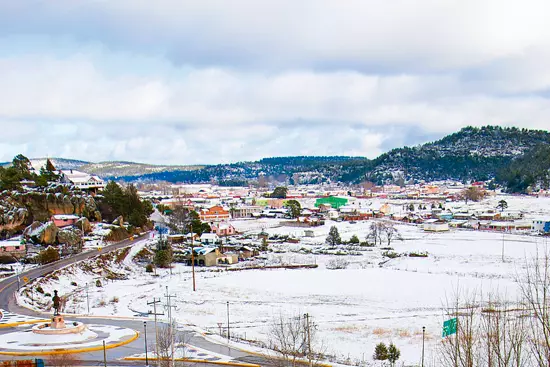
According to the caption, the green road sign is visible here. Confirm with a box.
[442,318,457,337]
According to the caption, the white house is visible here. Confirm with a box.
[200,233,220,245]
[423,219,450,232]
[532,219,550,233]
[60,170,106,190]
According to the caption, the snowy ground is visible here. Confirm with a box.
[17,195,550,366]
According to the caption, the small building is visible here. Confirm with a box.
[199,205,230,223]
[315,196,348,210]
[210,223,237,237]
[0,240,27,258]
[231,206,263,219]
[51,215,80,228]
[423,219,450,232]
[304,229,315,237]
[200,233,220,245]
[532,219,550,233]
[185,247,238,266]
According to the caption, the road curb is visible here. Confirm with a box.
[0,330,139,356]
[200,332,333,367]
[123,357,260,367]
[0,319,49,329]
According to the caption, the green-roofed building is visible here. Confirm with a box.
[315,196,348,209]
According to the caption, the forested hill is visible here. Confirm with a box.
[112,126,550,187]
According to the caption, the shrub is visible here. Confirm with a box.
[409,251,429,258]
[360,241,375,247]
[95,279,102,287]
[145,264,154,273]
[154,249,173,268]
[97,299,106,307]
[37,247,60,265]
[44,292,51,297]
[382,251,400,259]
[70,281,78,286]
[348,235,360,244]
[110,296,119,303]
[326,258,350,270]
[36,286,44,294]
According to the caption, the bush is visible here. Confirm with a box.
[360,241,375,247]
[348,235,360,244]
[382,251,400,259]
[36,286,44,294]
[95,279,102,287]
[154,249,173,268]
[70,281,78,286]
[326,258,350,270]
[37,247,60,265]
[44,292,51,297]
[409,251,429,258]
[110,296,119,303]
[97,299,106,307]
[145,264,154,273]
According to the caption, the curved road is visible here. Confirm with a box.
[0,234,275,366]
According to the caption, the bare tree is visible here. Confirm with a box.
[367,222,384,246]
[155,322,193,367]
[381,222,402,247]
[517,250,550,367]
[268,313,325,367]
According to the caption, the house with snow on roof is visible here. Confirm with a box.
[60,170,106,191]
[210,223,236,237]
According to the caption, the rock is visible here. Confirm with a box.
[57,227,83,246]
[112,216,124,226]
[104,225,129,242]
[75,217,92,234]
[23,221,59,245]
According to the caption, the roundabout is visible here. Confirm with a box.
[0,289,138,356]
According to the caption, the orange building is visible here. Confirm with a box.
[199,205,230,222]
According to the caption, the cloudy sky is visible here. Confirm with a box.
[1,1,550,165]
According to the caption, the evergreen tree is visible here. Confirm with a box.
[285,199,302,218]
[387,343,401,366]
[373,342,388,362]
[271,186,288,198]
[325,226,341,246]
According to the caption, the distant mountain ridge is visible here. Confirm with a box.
[2,158,203,178]
[113,126,550,186]
[8,126,550,190]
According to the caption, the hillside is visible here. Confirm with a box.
[79,161,203,177]
[342,126,550,183]
[114,126,550,185]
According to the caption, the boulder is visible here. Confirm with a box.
[75,217,92,234]
[104,225,129,242]
[23,221,59,245]
[112,216,124,226]
[57,227,83,247]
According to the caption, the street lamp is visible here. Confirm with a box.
[421,326,425,367]
[144,321,149,366]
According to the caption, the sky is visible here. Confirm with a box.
[1,1,550,165]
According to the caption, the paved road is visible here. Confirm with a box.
[0,234,277,366]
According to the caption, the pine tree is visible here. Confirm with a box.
[373,342,388,362]
[387,343,401,366]
[325,226,341,246]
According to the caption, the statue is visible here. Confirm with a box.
[52,290,60,316]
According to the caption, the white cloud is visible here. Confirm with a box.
[1,1,550,164]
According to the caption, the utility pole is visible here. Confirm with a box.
[86,282,90,315]
[304,313,312,367]
[103,340,107,367]
[165,286,177,367]
[226,301,230,340]
[501,230,505,262]
[144,321,149,367]
[147,298,163,367]
[421,326,425,367]
[191,225,196,292]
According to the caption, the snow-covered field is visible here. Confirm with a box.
[19,195,550,366]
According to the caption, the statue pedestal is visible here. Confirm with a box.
[50,316,66,329]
